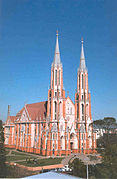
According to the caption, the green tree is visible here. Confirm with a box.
[0,120,6,178]
[89,117,117,179]
[69,158,86,178]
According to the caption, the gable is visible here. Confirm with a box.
[65,97,75,115]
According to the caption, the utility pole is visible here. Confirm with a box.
[86,164,88,179]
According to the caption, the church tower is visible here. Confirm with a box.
[46,31,66,156]
[75,39,95,154]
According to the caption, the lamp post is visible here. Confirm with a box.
[86,163,88,179]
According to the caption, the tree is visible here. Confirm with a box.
[92,117,117,133]
[0,120,6,178]
[69,158,86,178]
[89,117,117,179]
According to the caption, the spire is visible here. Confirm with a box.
[80,38,85,60]
[79,38,87,71]
[53,30,61,65]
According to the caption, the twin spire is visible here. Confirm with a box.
[53,31,87,71]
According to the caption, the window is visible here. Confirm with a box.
[55,92,57,96]
[55,102,57,113]
[82,104,84,115]
[82,95,83,100]
[82,74,83,89]
[55,70,57,85]
[70,107,72,114]
[85,74,87,89]
[50,101,51,114]
[82,134,83,140]
[55,114,56,120]
[27,124,29,134]
[59,70,60,85]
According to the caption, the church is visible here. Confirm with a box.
[4,32,96,156]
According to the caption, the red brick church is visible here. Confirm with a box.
[4,32,96,156]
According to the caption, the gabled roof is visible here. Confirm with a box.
[6,116,17,124]
[66,96,75,106]
[26,101,47,121]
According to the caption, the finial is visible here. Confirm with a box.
[81,37,83,44]
[56,30,59,36]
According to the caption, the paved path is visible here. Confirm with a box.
[61,153,101,166]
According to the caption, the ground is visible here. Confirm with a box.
[5,148,101,178]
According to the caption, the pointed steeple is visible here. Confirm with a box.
[79,38,87,71]
[53,31,61,65]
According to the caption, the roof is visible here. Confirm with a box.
[26,101,47,121]
[23,171,82,179]
[66,96,75,106]
[53,32,61,65]
[6,116,17,124]
[78,39,87,72]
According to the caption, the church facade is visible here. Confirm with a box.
[4,33,96,156]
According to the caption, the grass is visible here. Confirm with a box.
[17,157,63,167]
[6,155,33,162]
[6,151,37,162]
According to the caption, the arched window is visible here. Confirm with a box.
[82,104,84,115]
[82,74,83,89]
[55,101,57,113]
[79,74,80,90]
[55,70,57,85]
[70,107,72,114]
[59,102,62,115]
[85,74,87,89]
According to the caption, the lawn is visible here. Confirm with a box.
[17,157,63,167]
[6,151,37,162]
[6,155,34,162]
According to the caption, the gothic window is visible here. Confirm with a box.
[27,124,29,134]
[82,74,83,89]
[67,107,69,114]
[82,104,84,115]
[76,94,79,101]
[55,114,56,120]
[59,70,60,85]
[85,74,87,89]
[50,101,51,114]
[35,124,36,136]
[59,102,61,114]
[79,74,80,90]
[70,107,72,114]
[49,91,51,98]
[55,101,57,113]
[55,70,57,85]
[38,124,39,136]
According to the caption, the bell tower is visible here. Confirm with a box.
[46,31,65,156]
[47,31,65,120]
[75,38,93,153]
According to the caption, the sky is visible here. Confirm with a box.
[0,0,117,122]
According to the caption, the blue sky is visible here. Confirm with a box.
[0,0,117,122]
